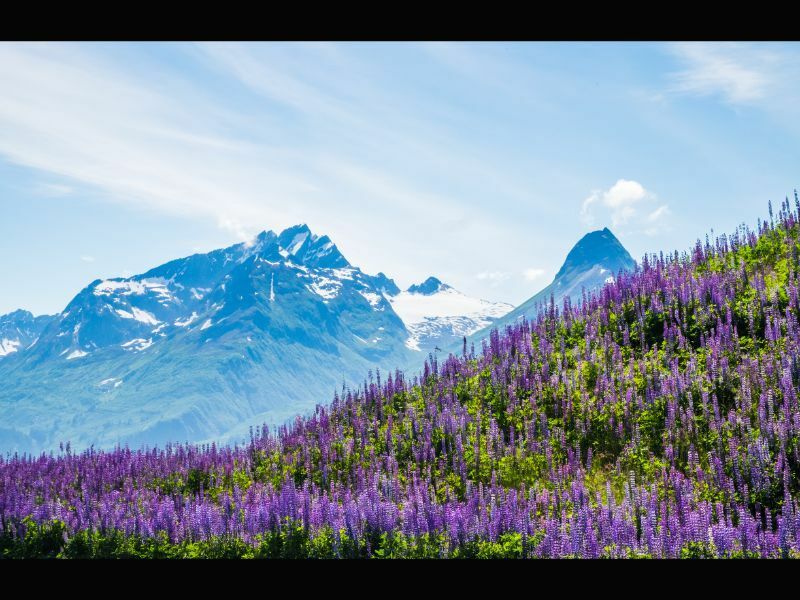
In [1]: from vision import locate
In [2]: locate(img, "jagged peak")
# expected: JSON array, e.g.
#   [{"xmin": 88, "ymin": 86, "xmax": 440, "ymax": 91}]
[{"xmin": 407, "ymin": 277, "xmax": 451, "ymax": 295}]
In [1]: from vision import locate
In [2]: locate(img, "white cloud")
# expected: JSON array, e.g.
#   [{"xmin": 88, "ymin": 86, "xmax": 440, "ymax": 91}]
[
  {"xmin": 80, "ymin": 255, "xmax": 95, "ymax": 263},
  {"xmin": 523, "ymin": 268, "xmax": 545, "ymax": 281},
  {"xmin": 581, "ymin": 179, "xmax": 653, "ymax": 228},
  {"xmin": 603, "ymin": 179, "xmax": 647, "ymax": 209},
  {"xmin": 581, "ymin": 180, "xmax": 672, "ymax": 236}
]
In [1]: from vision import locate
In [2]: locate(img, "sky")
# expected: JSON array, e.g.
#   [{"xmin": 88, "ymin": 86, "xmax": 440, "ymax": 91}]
[{"xmin": 1, "ymin": 41, "xmax": 799, "ymax": 316}]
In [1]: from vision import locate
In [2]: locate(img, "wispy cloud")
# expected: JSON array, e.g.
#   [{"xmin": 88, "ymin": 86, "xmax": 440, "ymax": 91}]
[
  {"xmin": 476, "ymin": 271, "xmax": 510, "ymax": 285},
  {"xmin": 0, "ymin": 43, "xmax": 529, "ymax": 247},
  {"xmin": 665, "ymin": 42, "xmax": 800, "ymax": 117},
  {"xmin": 667, "ymin": 43, "xmax": 774, "ymax": 104},
  {"xmin": 646, "ymin": 204, "xmax": 670, "ymax": 223},
  {"xmin": 523, "ymin": 268, "xmax": 545, "ymax": 281},
  {"xmin": 80, "ymin": 255, "xmax": 95, "ymax": 263}
]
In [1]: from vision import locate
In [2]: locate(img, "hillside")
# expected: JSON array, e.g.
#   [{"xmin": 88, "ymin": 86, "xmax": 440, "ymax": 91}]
[{"xmin": 2, "ymin": 200, "xmax": 800, "ymax": 558}]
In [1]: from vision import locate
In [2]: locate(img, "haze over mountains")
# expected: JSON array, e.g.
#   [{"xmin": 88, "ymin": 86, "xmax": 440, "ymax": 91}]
[{"xmin": 0, "ymin": 225, "xmax": 636, "ymax": 454}]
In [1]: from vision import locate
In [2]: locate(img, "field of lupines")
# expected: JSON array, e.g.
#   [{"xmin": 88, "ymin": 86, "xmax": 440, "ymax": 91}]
[{"xmin": 3, "ymin": 199, "xmax": 800, "ymax": 559}]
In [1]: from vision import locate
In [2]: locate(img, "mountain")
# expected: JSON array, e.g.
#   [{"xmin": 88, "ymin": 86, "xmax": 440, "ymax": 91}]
[
  {"xmin": 0, "ymin": 310, "xmax": 55, "ymax": 358},
  {"xmin": 466, "ymin": 228, "xmax": 636, "ymax": 347},
  {"xmin": 0, "ymin": 225, "xmax": 416, "ymax": 454},
  {"xmin": 386, "ymin": 277, "xmax": 512, "ymax": 352}
]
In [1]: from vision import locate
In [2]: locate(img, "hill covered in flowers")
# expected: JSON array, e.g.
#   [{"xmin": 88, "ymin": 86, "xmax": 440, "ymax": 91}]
[{"xmin": 2, "ymin": 199, "xmax": 800, "ymax": 558}]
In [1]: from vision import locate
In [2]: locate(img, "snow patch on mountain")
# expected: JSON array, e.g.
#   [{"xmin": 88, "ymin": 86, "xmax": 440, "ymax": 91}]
[
  {"xmin": 116, "ymin": 307, "xmax": 160, "ymax": 325},
  {"xmin": 287, "ymin": 232, "xmax": 309, "ymax": 255},
  {"xmin": 0, "ymin": 338, "xmax": 21, "ymax": 357},
  {"xmin": 388, "ymin": 283, "xmax": 512, "ymax": 352},
  {"xmin": 359, "ymin": 290, "xmax": 383, "ymax": 309},
  {"xmin": 307, "ymin": 275, "xmax": 342, "ymax": 300},
  {"xmin": 174, "ymin": 312, "xmax": 199, "ymax": 327},
  {"xmin": 99, "ymin": 377, "xmax": 123, "ymax": 389},
  {"xmin": 94, "ymin": 278, "xmax": 173, "ymax": 301},
  {"xmin": 121, "ymin": 338, "xmax": 153, "ymax": 351}
]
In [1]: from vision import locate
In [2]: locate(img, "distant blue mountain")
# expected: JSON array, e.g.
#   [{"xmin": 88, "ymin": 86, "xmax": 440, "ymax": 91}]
[
  {"xmin": 465, "ymin": 228, "xmax": 636, "ymax": 347},
  {"xmin": 0, "ymin": 225, "xmax": 415, "ymax": 454},
  {"xmin": 0, "ymin": 310, "xmax": 55, "ymax": 358}
]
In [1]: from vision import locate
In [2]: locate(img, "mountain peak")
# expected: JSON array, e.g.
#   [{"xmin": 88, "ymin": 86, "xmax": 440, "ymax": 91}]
[
  {"xmin": 279, "ymin": 223, "xmax": 311, "ymax": 238},
  {"xmin": 261, "ymin": 224, "xmax": 349, "ymax": 269},
  {"xmin": 407, "ymin": 277, "xmax": 450, "ymax": 295},
  {"xmin": 554, "ymin": 227, "xmax": 635, "ymax": 280}
]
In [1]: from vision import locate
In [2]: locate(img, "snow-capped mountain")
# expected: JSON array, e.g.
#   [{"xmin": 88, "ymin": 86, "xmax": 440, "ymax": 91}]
[
  {"xmin": 0, "ymin": 310, "xmax": 55, "ymax": 358},
  {"xmin": 386, "ymin": 277, "xmax": 512, "ymax": 352},
  {"xmin": 0, "ymin": 224, "xmax": 413, "ymax": 453}
]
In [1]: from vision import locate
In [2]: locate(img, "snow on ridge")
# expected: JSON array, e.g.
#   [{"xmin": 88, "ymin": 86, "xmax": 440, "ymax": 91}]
[
  {"xmin": 0, "ymin": 338, "xmax": 21, "ymax": 357},
  {"xmin": 116, "ymin": 307, "xmax": 160, "ymax": 326},
  {"xmin": 174, "ymin": 312, "xmax": 199, "ymax": 327},
  {"xmin": 190, "ymin": 287, "xmax": 211, "ymax": 300},
  {"xmin": 99, "ymin": 377, "xmax": 123, "ymax": 388},
  {"xmin": 121, "ymin": 338, "xmax": 153, "ymax": 351},
  {"xmin": 359, "ymin": 290, "xmax": 383, "ymax": 309},
  {"xmin": 287, "ymin": 232, "xmax": 309, "ymax": 255},
  {"xmin": 330, "ymin": 268, "xmax": 356, "ymax": 281},
  {"xmin": 307, "ymin": 274, "xmax": 342, "ymax": 300},
  {"xmin": 94, "ymin": 278, "xmax": 174, "ymax": 301}
]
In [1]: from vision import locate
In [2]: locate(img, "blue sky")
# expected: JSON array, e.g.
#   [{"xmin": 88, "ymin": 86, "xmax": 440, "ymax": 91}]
[{"xmin": 1, "ymin": 42, "xmax": 799, "ymax": 316}]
